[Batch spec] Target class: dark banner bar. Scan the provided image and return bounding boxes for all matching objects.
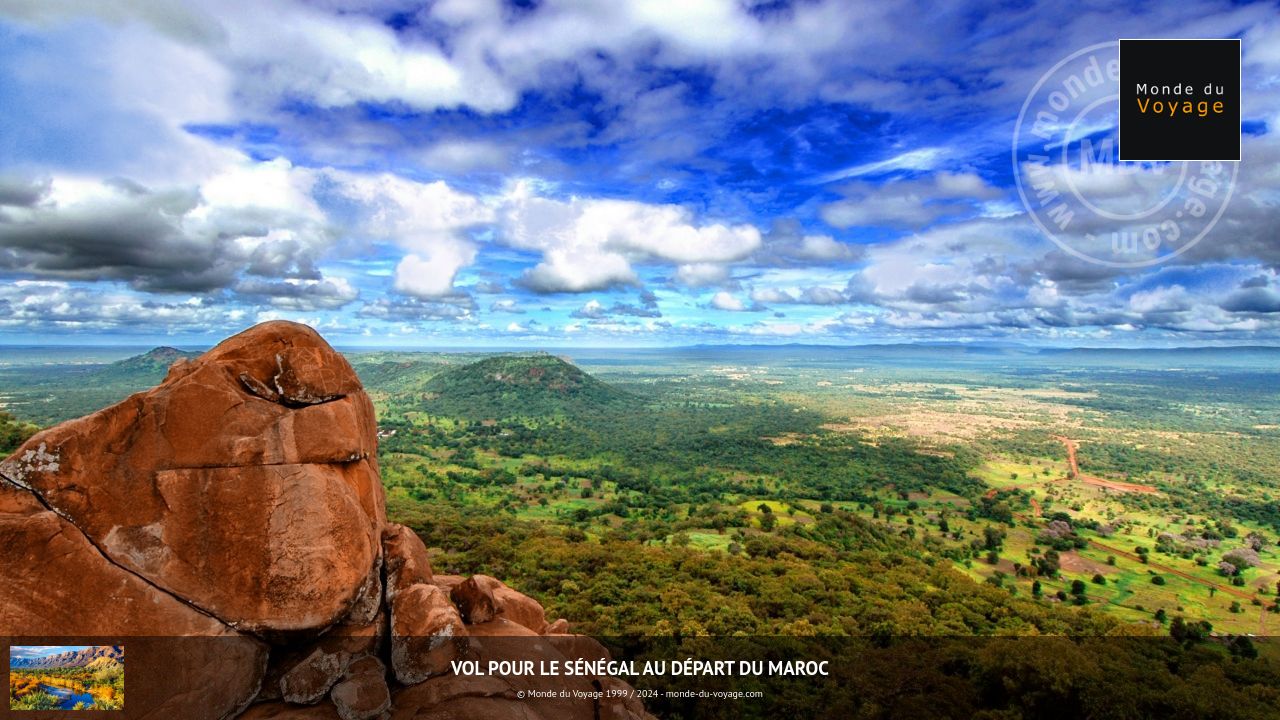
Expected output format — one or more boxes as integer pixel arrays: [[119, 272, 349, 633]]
[[6, 635, 1278, 719]]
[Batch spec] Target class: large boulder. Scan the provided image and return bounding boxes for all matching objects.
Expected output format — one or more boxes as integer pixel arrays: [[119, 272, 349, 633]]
[[0, 321, 385, 636], [383, 523, 434, 596], [390, 583, 468, 684], [279, 647, 350, 705], [451, 574, 549, 634], [330, 655, 392, 720]]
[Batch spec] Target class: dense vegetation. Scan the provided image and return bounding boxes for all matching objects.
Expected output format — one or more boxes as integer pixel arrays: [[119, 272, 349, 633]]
[[0, 410, 36, 455], [9, 663, 124, 711], [393, 498, 1114, 637]]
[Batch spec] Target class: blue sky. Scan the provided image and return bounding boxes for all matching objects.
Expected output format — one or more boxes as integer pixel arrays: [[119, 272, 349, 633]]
[[9, 645, 87, 661], [0, 0, 1278, 347]]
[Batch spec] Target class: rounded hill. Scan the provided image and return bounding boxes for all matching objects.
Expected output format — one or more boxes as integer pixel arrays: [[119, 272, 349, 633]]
[[421, 354, 630, 419]]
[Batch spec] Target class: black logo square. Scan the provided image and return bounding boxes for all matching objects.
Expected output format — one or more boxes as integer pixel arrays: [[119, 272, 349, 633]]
[[1119, 39, 1240, 161]]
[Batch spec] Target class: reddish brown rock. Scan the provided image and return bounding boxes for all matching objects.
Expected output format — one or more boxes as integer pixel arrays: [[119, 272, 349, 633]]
[[390, 583, 468, 684], [466, 617, 541, 638], [545, 618, 570, 634], [343, 562, 385, 628], [431, 574, 466, 592], [382, 523, 433, 597], [256, 611, 385, 705], [330, 607, 390, 658], [331, 655, 392, 720], [279, 647, 350, 705], [0, 321, 385, 635], [451, 574, 549, 633], [0, 482, 267, 720]]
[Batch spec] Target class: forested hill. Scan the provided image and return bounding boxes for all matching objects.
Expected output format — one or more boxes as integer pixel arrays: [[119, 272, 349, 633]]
[[421, 354, 632, 419], [77, 346, 201, 388]]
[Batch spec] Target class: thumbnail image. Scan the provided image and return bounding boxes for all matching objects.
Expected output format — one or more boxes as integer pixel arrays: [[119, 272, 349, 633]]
[[9, 645, 124, 711]]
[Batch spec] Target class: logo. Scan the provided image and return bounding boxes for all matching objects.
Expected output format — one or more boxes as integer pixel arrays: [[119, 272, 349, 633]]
[[1119, 39, 1241, 161], [1013, 42, 1237, 268]]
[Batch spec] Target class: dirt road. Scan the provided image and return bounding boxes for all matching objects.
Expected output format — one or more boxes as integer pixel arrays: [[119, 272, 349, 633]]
[[1053, 435, 1158, 494]]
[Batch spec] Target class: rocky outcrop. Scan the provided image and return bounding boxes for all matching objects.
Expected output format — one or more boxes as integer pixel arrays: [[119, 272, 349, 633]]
[[1, 321, 382, 636], [0, 321, 651, 720]]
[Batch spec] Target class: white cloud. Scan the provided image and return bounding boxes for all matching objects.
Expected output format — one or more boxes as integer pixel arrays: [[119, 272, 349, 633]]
[[518, 249, 639, 293], [571, 299, 606, 319], [710, 291, 746, 311], [749, 287, 795, 304], [675, 262, 732, 287], [488, 298, 523, 313], [197, 157, 322, 216], [392, 245, 476, 299], [0, 280, 238, 332], [332, 171, 493, 298], [814, 147, 946, 184], [213, 0, 514, 113], [1128, 285, 1193, 314], [501, 181, 760, 293], [233, 276, 357, 310]]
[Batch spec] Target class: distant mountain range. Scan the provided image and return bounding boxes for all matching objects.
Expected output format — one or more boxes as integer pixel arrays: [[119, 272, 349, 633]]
[[10, 645, 123, 669]]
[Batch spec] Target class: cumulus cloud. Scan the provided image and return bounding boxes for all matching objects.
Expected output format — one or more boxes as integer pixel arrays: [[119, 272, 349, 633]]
[[799, 286, 846, 305], [0, 177, 51, 207], [517, 249, 640, 293], [393, 244, 477, 299], [1221, 287, 1280, 314], [332, 171, 493, 298], [570, 299, 608, 319], [0, 160, 338, 297], [501, 181, 760, 293], [357, 294, 476, 322], [750, 284, 846, 306], [753, 220, 862, 267], [710, 291, 759, 312], [749, 287, 795, 305], [232, 277, 357, 310], [674, 262, 733, 288], [0, 280, 239, 332]]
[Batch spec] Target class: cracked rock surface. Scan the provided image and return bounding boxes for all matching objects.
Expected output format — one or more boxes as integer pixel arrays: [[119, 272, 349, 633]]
[[0, 320, 652, 720]]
